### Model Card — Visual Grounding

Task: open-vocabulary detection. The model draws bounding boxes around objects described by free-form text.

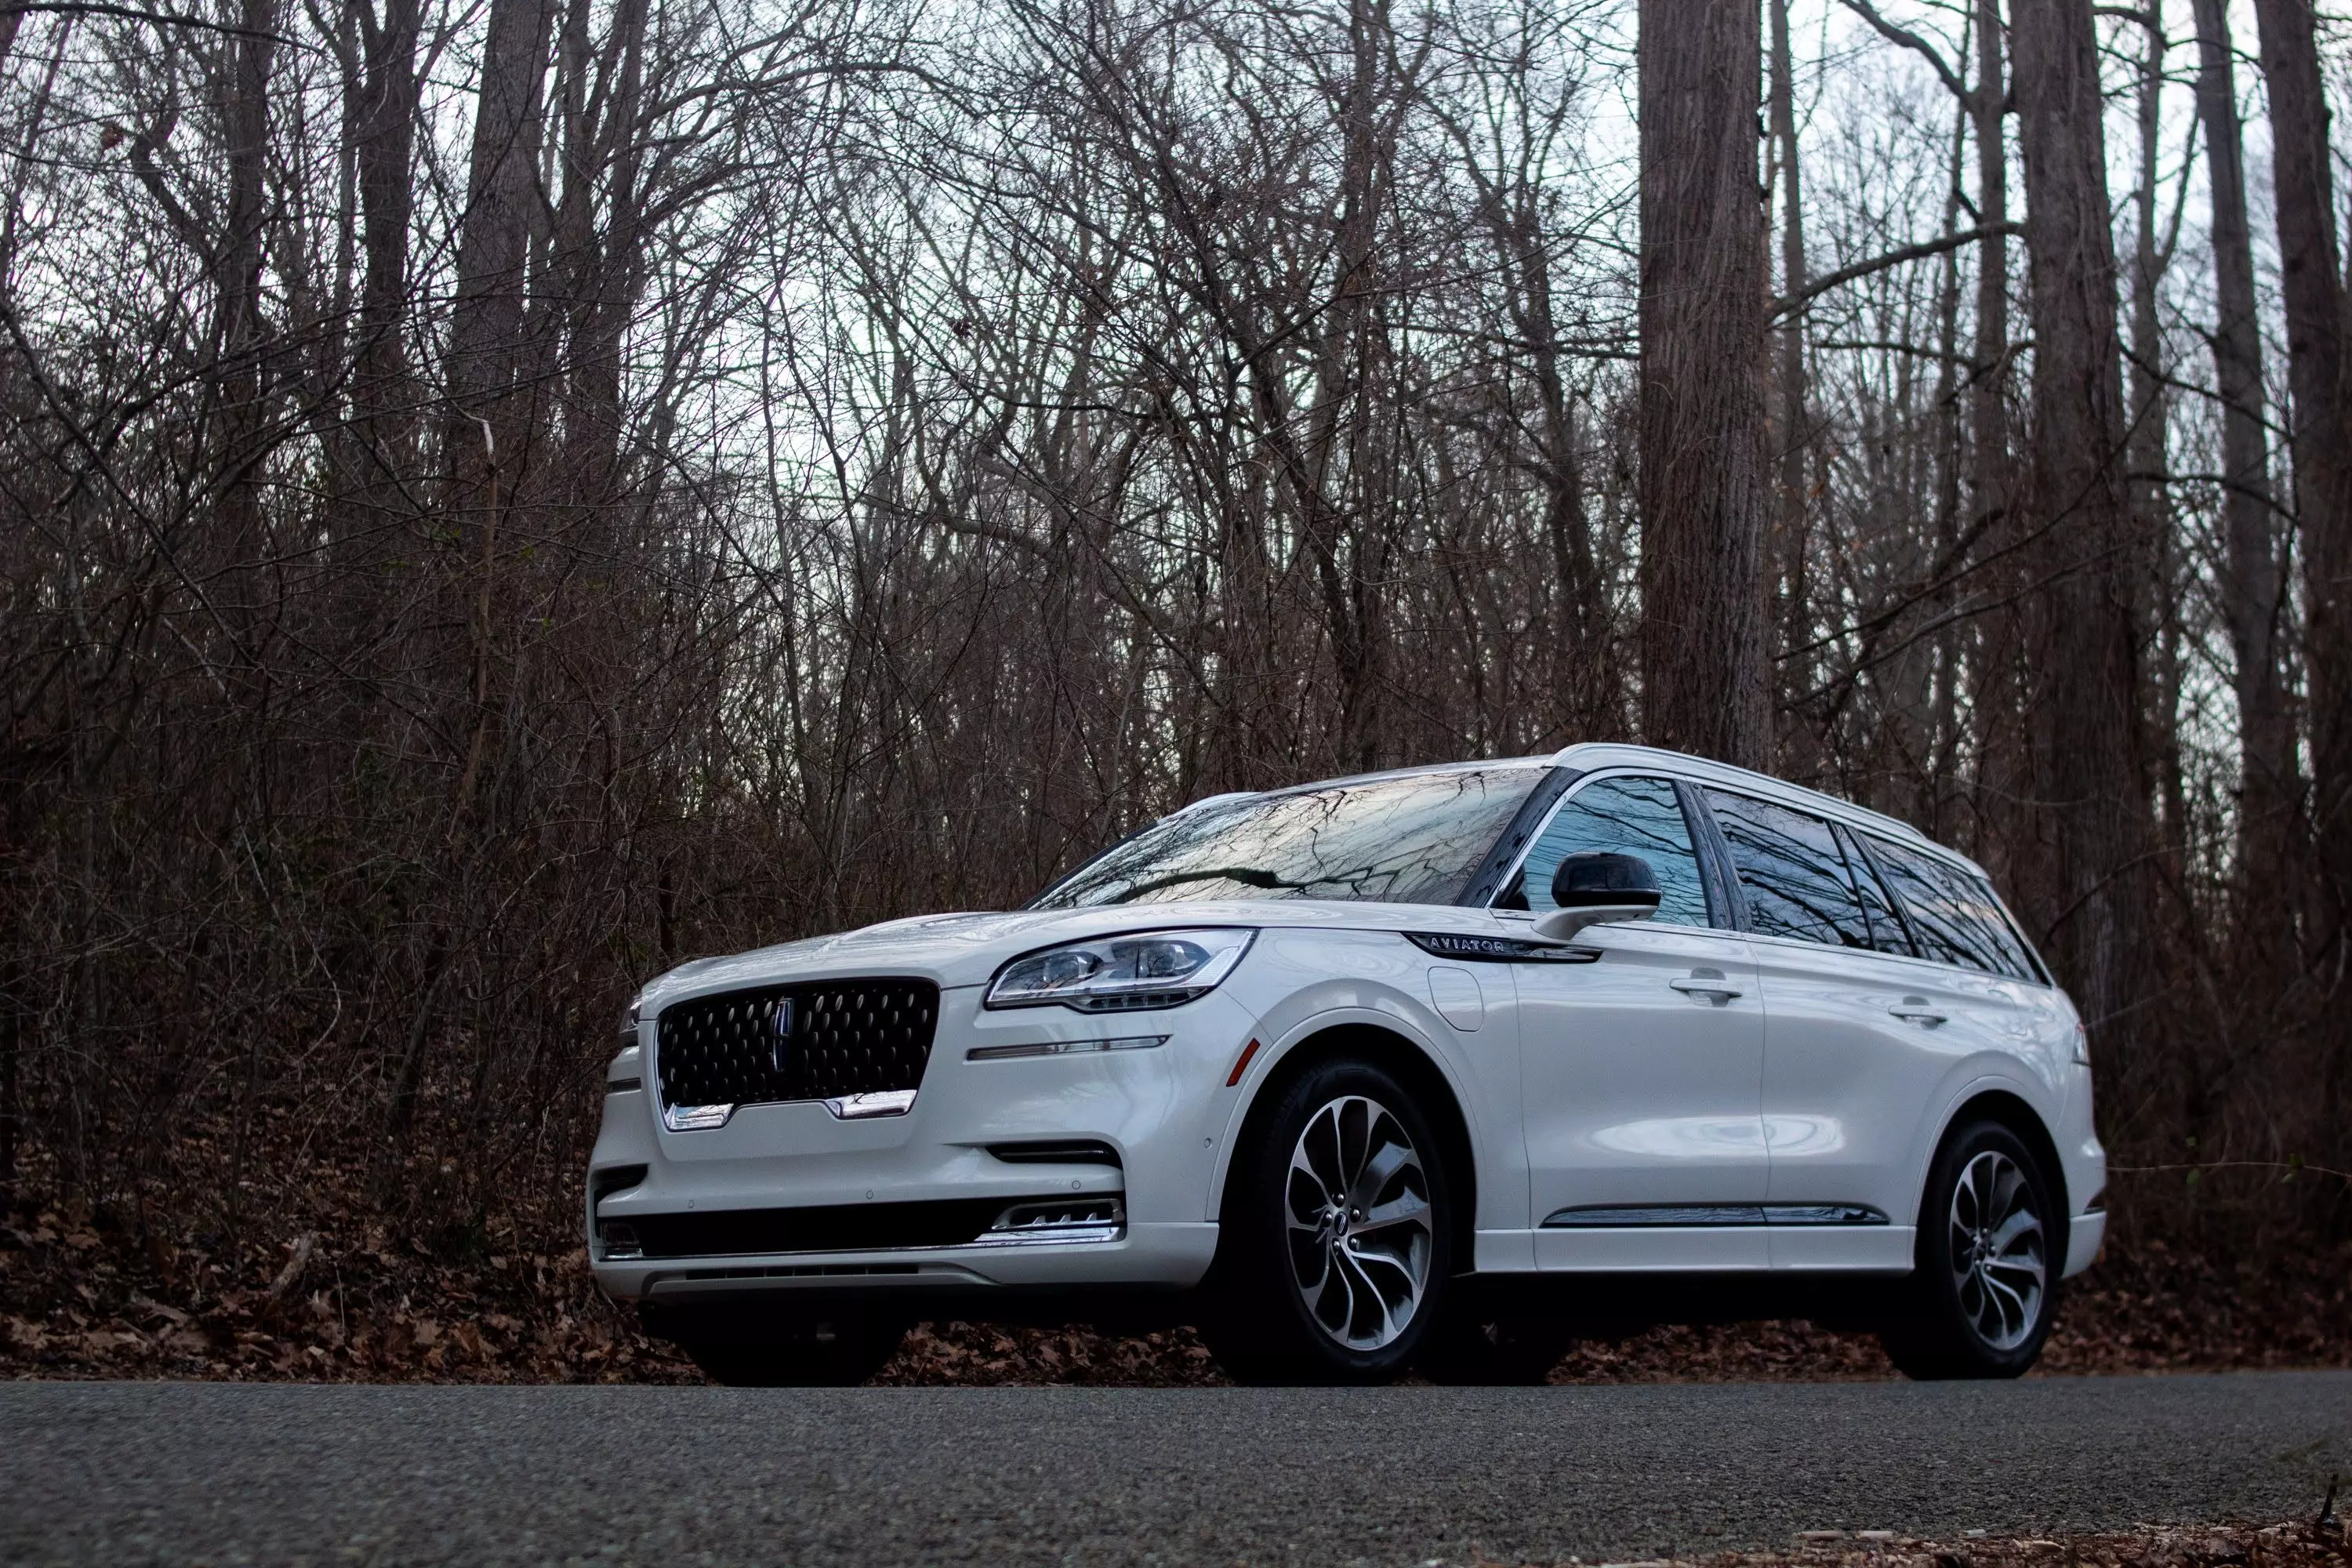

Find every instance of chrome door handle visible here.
[1668,973,1744,1001]
[1889,996,1947,1027]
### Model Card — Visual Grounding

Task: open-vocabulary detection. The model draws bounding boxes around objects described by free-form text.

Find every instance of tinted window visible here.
[1704,789,1871,948]
[1504,776,1713,927]
[1866,837,2039,981]
[1836,824,1917,957]
[1035,766,1546,908]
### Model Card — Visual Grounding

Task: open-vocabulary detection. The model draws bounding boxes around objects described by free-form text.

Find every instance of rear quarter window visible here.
[1864,834,2041,983]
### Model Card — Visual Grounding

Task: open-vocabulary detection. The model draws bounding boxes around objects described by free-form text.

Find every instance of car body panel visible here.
[1513,920,1770,1269]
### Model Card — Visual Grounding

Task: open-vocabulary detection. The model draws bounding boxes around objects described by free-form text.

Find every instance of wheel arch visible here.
[1934,1087,2071,1221]
[1210,1021,1479,1275]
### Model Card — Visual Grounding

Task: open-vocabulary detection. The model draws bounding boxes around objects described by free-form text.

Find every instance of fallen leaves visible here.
[1522,1520,2350,1568]
[2,1181,2347,1388]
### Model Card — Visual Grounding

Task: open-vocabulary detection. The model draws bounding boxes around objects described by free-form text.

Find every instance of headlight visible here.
[620,994,643,1040]
[985,929,1256,1011]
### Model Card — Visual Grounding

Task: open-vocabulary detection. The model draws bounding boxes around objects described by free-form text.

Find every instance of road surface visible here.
[2,1373,2347,1565]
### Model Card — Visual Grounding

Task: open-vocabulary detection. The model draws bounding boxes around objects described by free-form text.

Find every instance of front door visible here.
[1501,774,1771,1270]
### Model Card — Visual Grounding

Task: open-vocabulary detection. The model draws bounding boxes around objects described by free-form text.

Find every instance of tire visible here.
[648,1304,909,1387]
[1201,1056,1454,1385]
[1879,1119,2060,1380]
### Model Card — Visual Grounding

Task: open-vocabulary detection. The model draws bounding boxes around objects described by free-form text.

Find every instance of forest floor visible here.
[2,1191,2347,1385]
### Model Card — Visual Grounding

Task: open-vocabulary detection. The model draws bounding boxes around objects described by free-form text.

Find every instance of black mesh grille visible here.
[655,979,938,1111]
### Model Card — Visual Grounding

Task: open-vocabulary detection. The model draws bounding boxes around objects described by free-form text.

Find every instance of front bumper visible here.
[586,982,1252,1301]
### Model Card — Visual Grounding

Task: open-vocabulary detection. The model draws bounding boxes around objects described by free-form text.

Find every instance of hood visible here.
[633,898,1505,1008]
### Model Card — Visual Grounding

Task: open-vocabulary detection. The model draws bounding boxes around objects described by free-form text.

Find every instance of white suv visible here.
[588,743,2104,1384]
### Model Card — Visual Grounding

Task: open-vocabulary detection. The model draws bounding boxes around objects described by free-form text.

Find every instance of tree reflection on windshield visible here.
[1033,766,1548,908]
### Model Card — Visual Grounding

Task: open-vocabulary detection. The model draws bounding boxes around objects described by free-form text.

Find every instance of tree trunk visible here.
[557,0,649,517]
[351,0,422,445]
[444,0,556,481]
[1769,0,1813,776]
[1637,0,1769,768]
[2192,0,2293,929]
[2251,0,2352,1155]
[2126,4,2182,875]
[2010,0,2149,1041]
[218,0,277,573]
[1965,0,2026,871]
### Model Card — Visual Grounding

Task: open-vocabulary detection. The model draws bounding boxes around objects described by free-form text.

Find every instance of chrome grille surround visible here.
[653,978,938,1127]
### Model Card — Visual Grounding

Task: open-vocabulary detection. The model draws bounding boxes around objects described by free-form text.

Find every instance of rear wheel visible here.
[648,1305,908,1387]
[1880,1120,2058,1380]
[1203,1058,1453,1384]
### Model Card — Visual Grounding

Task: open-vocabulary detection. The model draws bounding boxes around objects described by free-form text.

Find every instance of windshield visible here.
[1033,765,1549,908]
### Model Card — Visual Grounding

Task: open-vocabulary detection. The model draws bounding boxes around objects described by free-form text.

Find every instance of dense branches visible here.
[0,0,2346,1279]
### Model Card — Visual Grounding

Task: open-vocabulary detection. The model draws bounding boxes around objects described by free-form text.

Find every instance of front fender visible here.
[1205,937,1520,1232]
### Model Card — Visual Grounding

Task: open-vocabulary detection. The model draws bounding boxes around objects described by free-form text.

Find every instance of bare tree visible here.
[1637,0,1769,766]
[2190,0,2292,931]
[2009,0,2149,1044]
[2251,0,2352,1152]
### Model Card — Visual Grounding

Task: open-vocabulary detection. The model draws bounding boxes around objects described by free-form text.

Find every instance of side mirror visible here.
[1530,852,1663,944]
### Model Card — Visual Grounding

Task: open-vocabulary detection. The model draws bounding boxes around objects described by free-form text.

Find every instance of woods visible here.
[2,0,2348,1350]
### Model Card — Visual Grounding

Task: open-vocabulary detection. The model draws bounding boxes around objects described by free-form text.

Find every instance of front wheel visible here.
[1202,1058,1454,1384]
[1879,1120,2059,1379]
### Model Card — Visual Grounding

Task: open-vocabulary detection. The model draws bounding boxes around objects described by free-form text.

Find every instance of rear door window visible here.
[1504,775,1715,927]
[1702,789,1872,949]
[1865,836,2040,982]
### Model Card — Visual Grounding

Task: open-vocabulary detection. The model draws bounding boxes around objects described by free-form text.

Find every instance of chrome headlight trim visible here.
[982,928,1256,1012]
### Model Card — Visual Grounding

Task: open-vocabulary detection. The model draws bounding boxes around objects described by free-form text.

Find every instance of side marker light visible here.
[1227,1038,1261,1087]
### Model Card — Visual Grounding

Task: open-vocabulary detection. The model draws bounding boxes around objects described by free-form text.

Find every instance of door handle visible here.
[1889,996,1947,1027]
[1668,970,1744,1002]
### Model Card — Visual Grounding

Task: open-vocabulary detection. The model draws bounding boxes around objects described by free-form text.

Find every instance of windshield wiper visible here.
[1102,865,1318,903]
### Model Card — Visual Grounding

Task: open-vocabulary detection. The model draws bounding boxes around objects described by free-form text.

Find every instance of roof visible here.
[1548,742,1943,855]
[1170,743,1965,870]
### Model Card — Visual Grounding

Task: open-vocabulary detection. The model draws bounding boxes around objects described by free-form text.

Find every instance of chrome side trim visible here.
[1763,1204,1889,1226]
[966,1036,1167,1062]
[1543,1203,1889,1229]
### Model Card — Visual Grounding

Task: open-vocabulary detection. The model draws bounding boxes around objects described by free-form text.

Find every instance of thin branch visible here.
[1838,0,1970,103]
[0,1,294,42]
[1770,222,2021,320]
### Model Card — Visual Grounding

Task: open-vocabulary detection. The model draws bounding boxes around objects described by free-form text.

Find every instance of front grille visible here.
[655,978,938,1112]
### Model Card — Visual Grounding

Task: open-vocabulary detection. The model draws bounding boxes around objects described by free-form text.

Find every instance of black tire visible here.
[648,1304,908,1387]
[1879,1119,2060,1380]
[1201,1056,1454,1385]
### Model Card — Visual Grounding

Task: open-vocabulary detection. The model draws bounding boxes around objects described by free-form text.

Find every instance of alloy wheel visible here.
[1282,1094,1434,1352]
[1945,1148,2046,1351]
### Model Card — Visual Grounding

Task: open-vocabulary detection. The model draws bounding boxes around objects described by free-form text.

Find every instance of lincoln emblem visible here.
[767,996,794,1076]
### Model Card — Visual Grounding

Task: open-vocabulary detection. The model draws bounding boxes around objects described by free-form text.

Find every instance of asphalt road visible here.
[2,1374,2347,1566]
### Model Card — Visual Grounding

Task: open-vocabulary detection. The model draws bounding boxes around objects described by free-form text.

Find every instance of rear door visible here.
[1505,774,1770,1271]
[1697,787,2044,1269]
